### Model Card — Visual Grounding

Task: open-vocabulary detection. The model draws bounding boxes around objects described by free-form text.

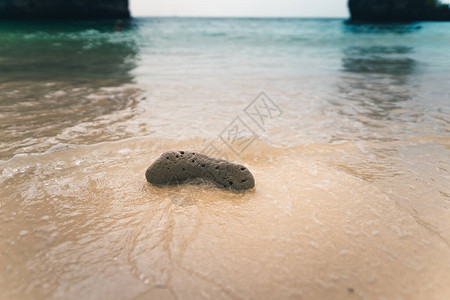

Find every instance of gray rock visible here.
[145,151,255,190]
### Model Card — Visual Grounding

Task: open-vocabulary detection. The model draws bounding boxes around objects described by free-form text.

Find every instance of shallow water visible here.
[0,18,449,299]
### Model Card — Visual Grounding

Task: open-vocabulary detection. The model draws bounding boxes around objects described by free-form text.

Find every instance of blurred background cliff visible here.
[0,0,129,19]
[349,0,450,21]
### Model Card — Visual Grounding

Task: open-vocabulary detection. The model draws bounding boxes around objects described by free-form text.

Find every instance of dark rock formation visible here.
[146,151,255,191]
[348,0,450,22]
[0,0,129,19]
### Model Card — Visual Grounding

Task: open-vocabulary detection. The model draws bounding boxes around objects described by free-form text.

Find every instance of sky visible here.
[130,0,350,18]
[130,0,450,18]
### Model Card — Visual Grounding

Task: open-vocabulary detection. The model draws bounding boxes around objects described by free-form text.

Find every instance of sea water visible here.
[0,18,449,299]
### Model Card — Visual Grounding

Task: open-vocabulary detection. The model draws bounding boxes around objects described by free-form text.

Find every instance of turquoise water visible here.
[0,18,449,159]
[0,18,450,300]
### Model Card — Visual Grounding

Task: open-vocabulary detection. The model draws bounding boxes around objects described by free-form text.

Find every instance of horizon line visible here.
[130,15,349,19]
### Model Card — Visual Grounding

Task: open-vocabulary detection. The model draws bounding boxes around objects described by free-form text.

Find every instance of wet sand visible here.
[1,137,449,299]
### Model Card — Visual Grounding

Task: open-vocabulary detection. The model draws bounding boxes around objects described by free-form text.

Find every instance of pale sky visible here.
[131,0,450,17]
[130,0,350,17]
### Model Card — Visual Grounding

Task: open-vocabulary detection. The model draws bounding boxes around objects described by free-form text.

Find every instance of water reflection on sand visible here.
[0,20,142,160]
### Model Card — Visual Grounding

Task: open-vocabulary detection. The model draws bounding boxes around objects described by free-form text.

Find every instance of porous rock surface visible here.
[145,151,255,190]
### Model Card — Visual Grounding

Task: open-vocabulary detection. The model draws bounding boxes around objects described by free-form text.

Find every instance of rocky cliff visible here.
[0,0,129,19]
[349,0,450,21]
